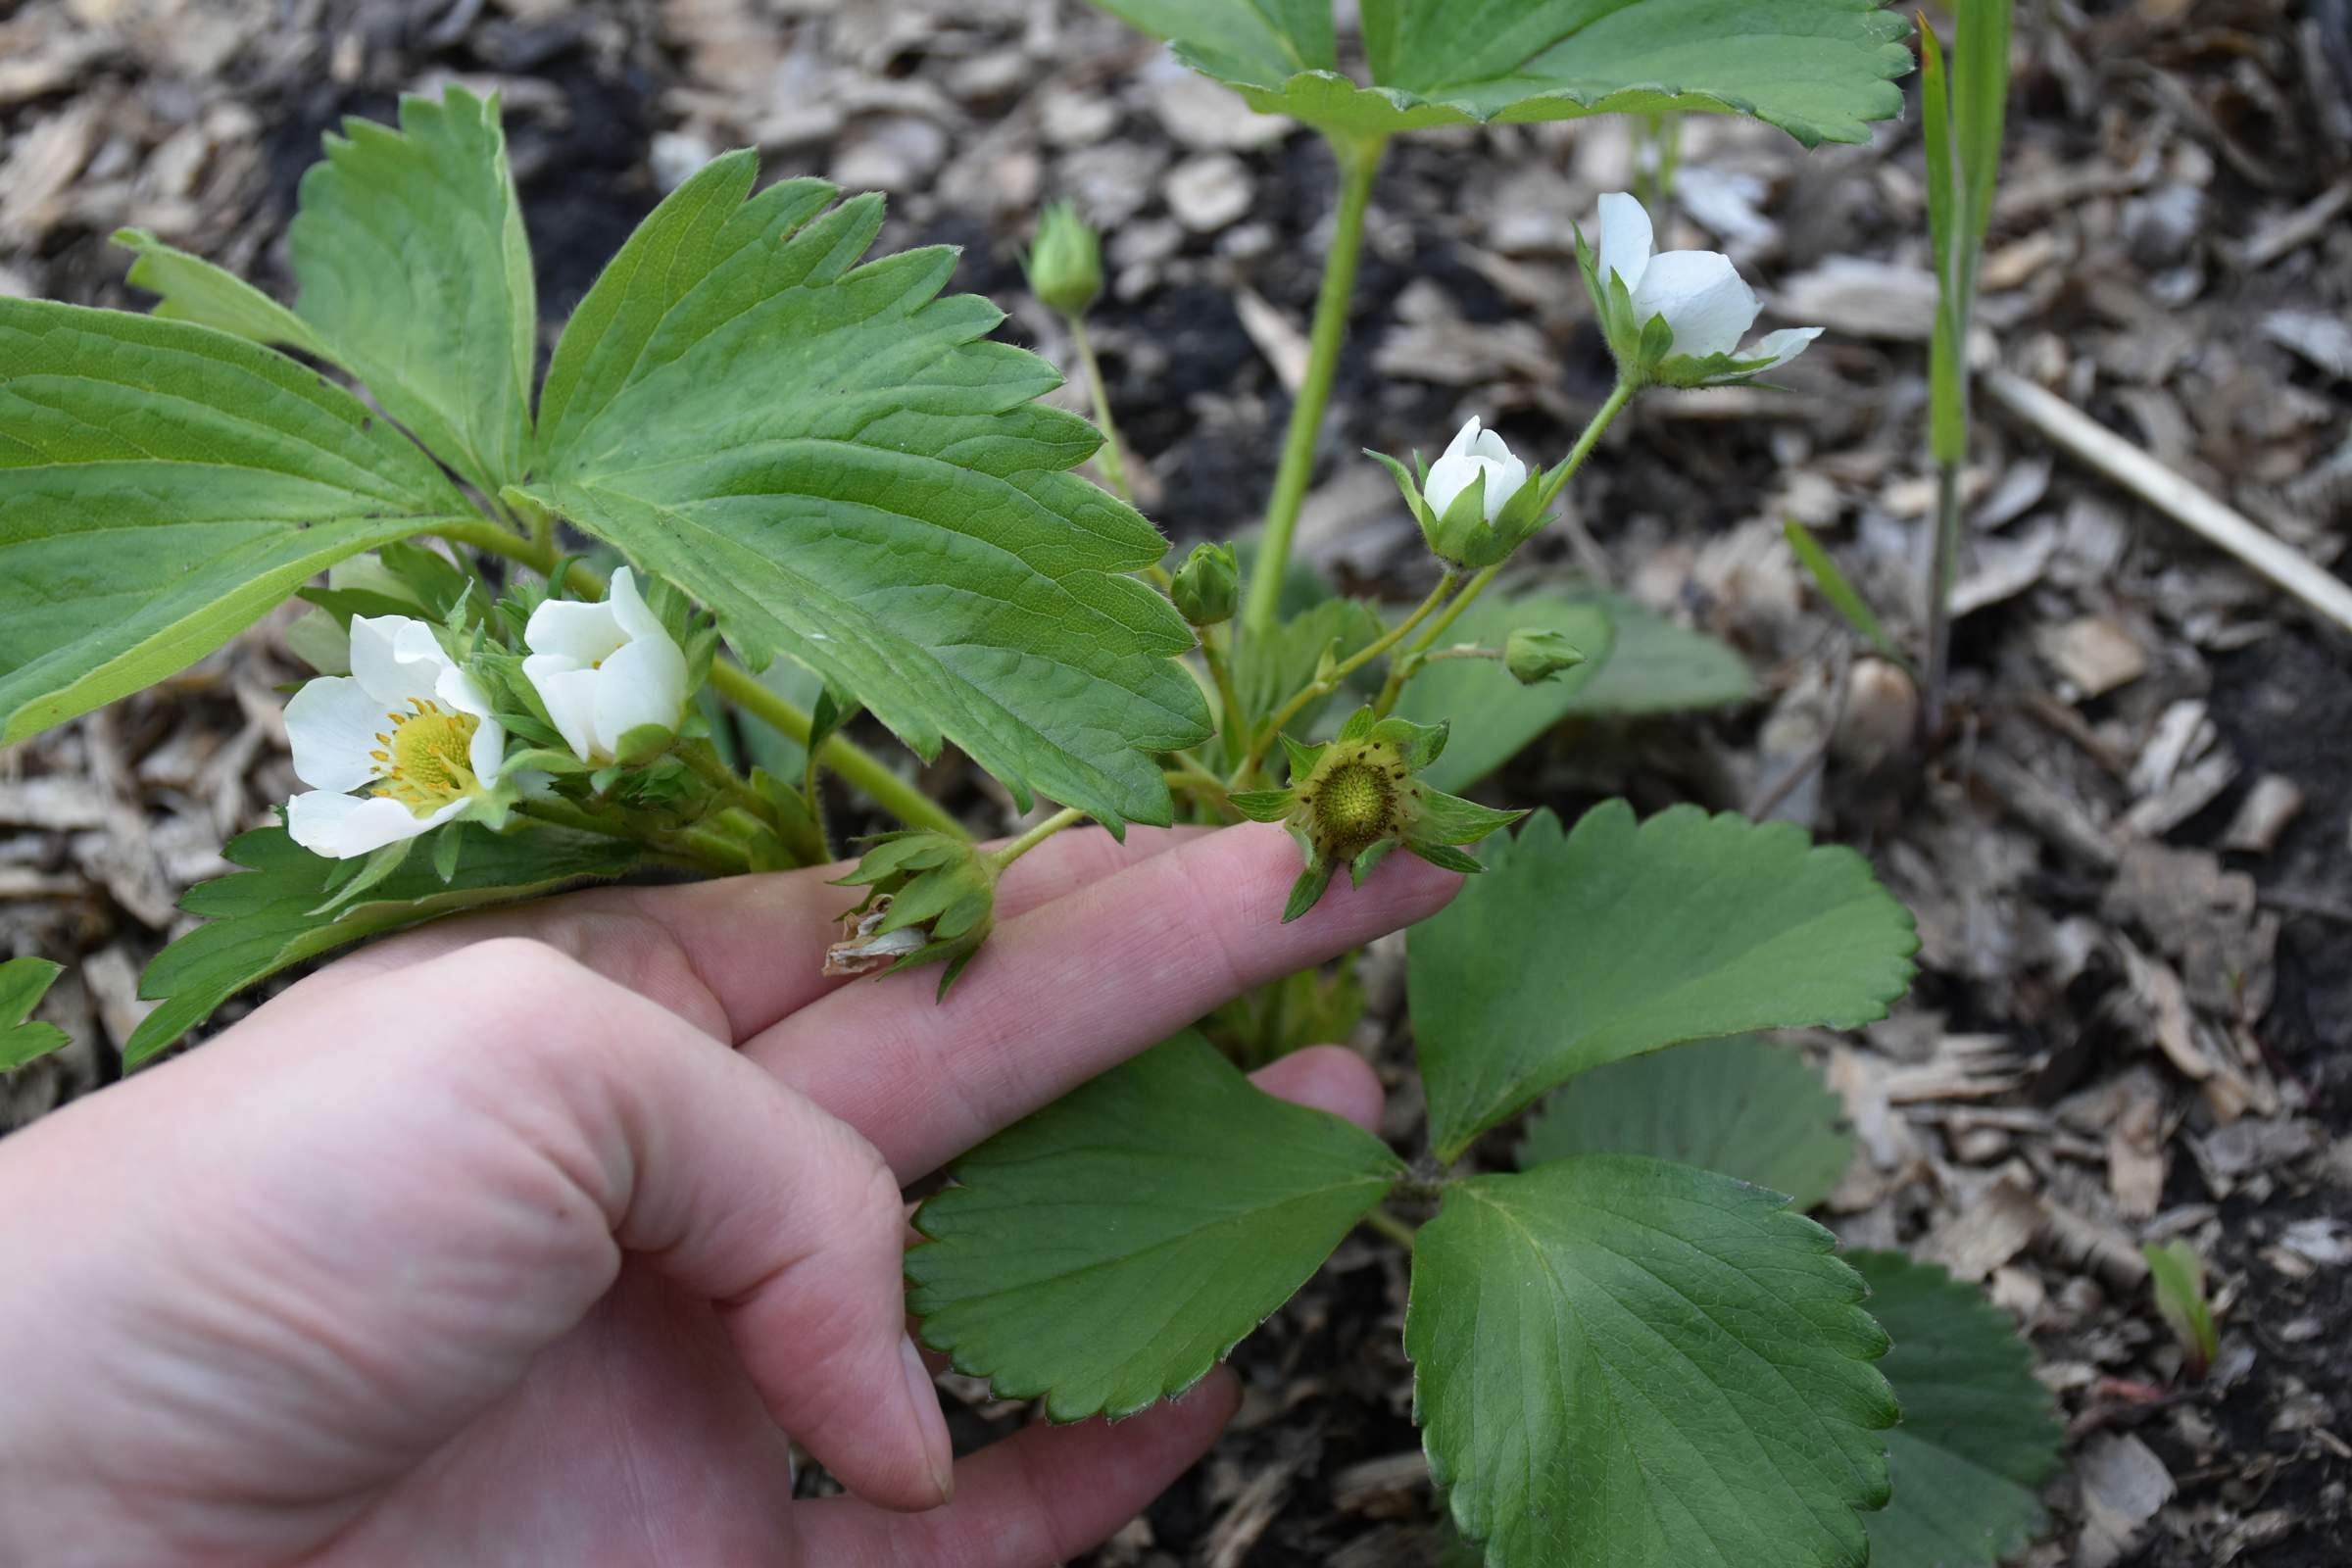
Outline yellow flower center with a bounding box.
[368,698,483,817]
[1302,752,1398,858]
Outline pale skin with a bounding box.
[0,823,1457,1567]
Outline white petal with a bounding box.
[525,656,603,761]
[1482,455,1530,519]
[1596,192,1653,294]
[466,711,508,787]
[349,614,454,709]
[1749,325,1822,369]
[1467,426,1515,466]
[606,567,673,648]
[434,662,497,723]
[281,676,394,793]
[286,791,435,858]
[589,636,689,757]
[1424,452,1480,518]
[525,595,626,666]
[1440,416,1484,465]
[1632,250,1760,359]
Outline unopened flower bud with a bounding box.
[1578,191,1820,388]
[1369,417,1549,569]
[1504,627,1586,685]
[1024,200,1102,318]
[1171,541,1239,626]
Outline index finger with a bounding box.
[747,822,1458,1180]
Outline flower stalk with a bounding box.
[1240,132,1388,647]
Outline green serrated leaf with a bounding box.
[1409,1155,1897,1568]
[0,956,73,1072]
[1519,1034,1855,1209]
[1561,589,1756,715]
[522,156,1208,831]
[1849,1250,2062,1568]
[906,1032,1404,1421]
[126,824,639,1065]
[290,85,535,498]
[113,227,328,355]
[0,301,474,745]
[1104,0,1913,148]
[1392,594,1615,792]
[1409,803,1917,1159]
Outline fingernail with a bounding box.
[900,1332,955,1503]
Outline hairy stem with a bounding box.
[1069,316,1133,505]
[987,807,1087,872]
[1234,568,1456,786]
[1359,1204,1418,1250]
[1200,626,1248,760]
[1239,133,1389,647]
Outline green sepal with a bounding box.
[1281,858,1337,923]
[1348,835,1402,888]
[430,825,465,883]
[1366,713,1447,769]
[829,830,999,992]
[612,722,676,766]
[1279,733,1328,782]
[1407,840,1486,875]
[1229,789,1296,823]
[1408,786,1526,849]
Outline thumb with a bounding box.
[438,940,955,1511]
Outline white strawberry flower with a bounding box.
[521,568,690,764]
[282,616,507,858]
[1590,191,1819,384]
[1422,416,1531,523]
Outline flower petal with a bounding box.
[1596,192,1653,294]
[606,567,671,647]
[281,676,393,793]
[286,790,437,858]
[525,595,625,666]
[1482,455,1529,519]
[524,655,603,761]
[1424,452,1479,520]
[1749,325,1822,370]
[1631,249,1760,359]
[349,614,457,710]
[466,711,508,788]
[1440,416,1484,465]
[588,636,688,757]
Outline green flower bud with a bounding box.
[1504,627,1586,685]
[1024,200,1102,318]
[1367,418,1549,570]
[1170,541,1239,626]
[827,830,998,997]
[1231,707,1526,922]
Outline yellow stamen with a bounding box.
[370,699,483,818]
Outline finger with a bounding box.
[289,822,1200,1041]
[795,1370,1241,1568]
[749,822,1458,1179]
[404,939,955,1511]
[1249,1046,1386,1133]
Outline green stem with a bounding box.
[1234,568,1455,785]
[1359,1204,1417,1250]
[1200,626,1248,755]
[710,663,967,842]
[1372,380,1637,715]
[804,746,836,864]
[1922,458,1962,733]
[1239,133,1389,648]
[437,517,964,842]
[987,807,1087,872]
[1164,756,1231,808]
[1069,316,1133,504]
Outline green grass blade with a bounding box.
[1785,519,1915,674]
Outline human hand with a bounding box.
[0,824,1454,1566]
